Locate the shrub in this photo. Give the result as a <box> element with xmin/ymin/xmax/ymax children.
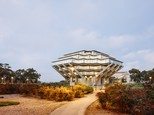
<box><xmin>84</xmin><ymin>85</ymin><xmax>94</xmax><ymax>94</ymax></box>
<box><xmin>72</xmin><ymin>83</ymin><xmax>93</xmax><ymax>98</ymax></box>
<box><xmin>0</xmin><ymin>84</ymin><xmax>21</xmax><ymax>94</ymax></box>
<box><xmin>0</xmin><ymin>101</ymin><xmax>20</xmax><ymax>106</ymax></box>
<box><xmin>73</xmin><ymin>84</ymin><xmax>84</xmax><ymax>98</ymax></box>
<box><xmin>97</xmin><ymin>83</ymin><xmax>154</xmax><ymax>114</ymax></box>
<box><xmin>54</xmin><ymin>87</ymin><xmax>74</xmax><ymax>101</ymax></box>
<box><xmin>74</xmin><ymin>83</ymin><xmax>94</xmax><ymax>94</ymax></box>
<box><xmin>0</xmin><ymin>83</ymin><xmax>93</xmax><ymax>102</ymax></box>
<box><xmin>37</xmin><ymin>86</ymin><xmax>74</xmax><ymax>101</ymax></box>
<box><xmin>19</xmin><ymin>84</ymin><xmax>39</xmax><ymax>96</ymax></box>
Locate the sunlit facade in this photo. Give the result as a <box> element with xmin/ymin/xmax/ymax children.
<box><xmin>52</xmin><ymin>50</ymin><xmax>123</xmax><ymax>87</ymax></box>
<box><xmin>112</xmin><ymin>72</ymin><xmax>130</xmax><ymax>83</ymax></box>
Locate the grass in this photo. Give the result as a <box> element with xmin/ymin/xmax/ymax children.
<box><xmin>0</xmin><ymin>101</ymin><xmax>20</xmax><ymax>106</ymax></box>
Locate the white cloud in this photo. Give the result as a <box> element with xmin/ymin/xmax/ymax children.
<box><xmin>67</xmin><ymin>28</ymin><xmax>137</xmax><ymax>51</ymax></box>
<box><xmin>0</xmin><ymin>1</ymin><xmax>154</xmax><ymax>82</ymax></box>
<box><xmin>104</xmin><ymin>35</ymin><xmax>137</xmax><ymax>50</ymax></box>
<box><xmin>122</xmin><ymin>49</ymin><xmax>154</xmax><ymax>71</ymax></box>
<box><xmin>123</xmin><ymin>49</ymin><xmax>151</xmax><ymax>59</ymax></box>
<box><xmin>144</xmin><ymin>52</ymin><xmax>154</xmax><ymax>66</ymax></box>
<box><xmin>123</xmin><ymin>61</ymin><xmax>140</xmax><ymax>71</ymax></box>
<box><xmin>68</xmin><ymin>28</ymin><xmax>99</xmax><ymax>45</ymax></box>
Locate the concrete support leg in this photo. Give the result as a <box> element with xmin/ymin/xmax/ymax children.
<box><xmin>75</xmin><ymin>76</ymin><xmax>78</xmax><ymax>84</ymax></box>
<box><xmin>81</xmin><ymin>77</ymin><xmax>84</xmax><ymax>83</ymax></box>
<box><xmin>101</xmin><ymin>77</ymin><xmax>105</xmax><ymax>89</ymax></box>
<box><xmin>92</xmin><ymin>76</ymin><xmax>96</xmax><ymax>86</ymax></box>
<box><xmin>70</xmin><ymin>77</ymin><xmax>73</xmax><ymax>86</ymax></box>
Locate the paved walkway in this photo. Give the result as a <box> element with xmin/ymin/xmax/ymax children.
<box><xmin>50</xmin><ymin>92</ymin><xmax>98</xmax><ymax>115</ymax></box>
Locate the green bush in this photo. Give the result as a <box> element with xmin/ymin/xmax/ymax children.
<box><xmin>0</xmin><ymin>101</ymin><xmax>20</xmax><ymax>106</ymax></box>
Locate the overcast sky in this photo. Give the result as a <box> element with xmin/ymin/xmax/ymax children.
<box><xmin>0</xmin><ymin>0</ymin><xmax>154</xmax><ymax>82</ymax></box>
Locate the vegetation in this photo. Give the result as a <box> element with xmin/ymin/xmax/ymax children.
<box><xmin>15</xmin><ymin>68</ymin><xmax>41</xmax><ymax>83</ymax></box>
<box><xmin>0</xmin><ymin>83</ymin><xmax>93</xmax><ymax>101</ymax></box>
<box><xmin>129</xmin><ymin>68</ymin><xmax>154</xmax><ymax>83</ymax></box>
<box><xmin>0</xmin><ymin>63</ymin><xmax>41</xmax><ymax>84</ymax></box>
<box><xmin>97</xmin><ymin>83</ymin><xmax>154</xmax><ymax>114</ymax></box>
<box><xmin>0</xmin><ymin>63</ymin><xmax>14</xmax><ymax>83</ymax></box>
<box><xmin>41</xmin><ymin>80</ymin><xmax>69</xmax><ymax>87</ymax></box>
<box><xmin>0</xmin><ymin>101</ymin><xmax>20</xmax><ymax>106</ymax></box>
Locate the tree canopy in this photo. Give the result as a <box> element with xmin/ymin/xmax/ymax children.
<box><xmin>0</xmin><ymin>63</ymin><xmax>41</xmax><ymax>83</ymax></box>
<box><xmin>129</xmin><ymin>68</ymin><xmax>154</xmax><ymax>83</ymax></box>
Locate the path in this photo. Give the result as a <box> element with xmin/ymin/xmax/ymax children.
<box><xmin>50</xmin><ymin>92</ymin><xmax>98</xmax><ymax>115</ymax></box>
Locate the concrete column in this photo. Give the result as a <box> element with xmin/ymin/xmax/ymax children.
<box><xmin>70</xmin><ymin>77</ymin><xmax>73</xmax><ymax>86</ymax></box>
<box><xmin>75</xmin><ymin>76</ymin><xmax>78</xmax><ymax>83</ymax></box>
<box><xmin>101</xmin><ymin>77</ymin><xmax>105</xmax><ymax>89</ymax></box>
<box><xmin>92</xmin><ymin>76</ymin><xmax>96</xmax><ymax>86</ymax></box>
<box><xmin>81</xmin><ymin>76</ymin><xmax>84</xmax><ymax>83</ymax></box>
<box><xmin>105</xmin><ymin>78</ymin><xmax>109</xmax><ymax>83</ymax></box>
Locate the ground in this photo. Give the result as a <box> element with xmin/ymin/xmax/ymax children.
<box><xmin>0</xmin><ymin>94</ymin><xmax>129</xmax><ymax>115</ymax></box>
<box><xmin>85</xmin><ymin>100</ymin><xmax>129</xmax><ymax>115</ymax></box>
<box><xmin>0</xmin><ymin>94</ymin><xmax>67</xmax><ymax>115</ymax></box>
<box><xmin>50</xmin><ymin>92</ymin><xmax>97</xmax><ymax>115</ymax></box>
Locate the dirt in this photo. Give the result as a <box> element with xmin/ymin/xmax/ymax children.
<box><xmin>85</xmin><ymin>100</ymin><xmax>129</xmax><ymax>115</ymax></box>
<box><xmin>0</xmin><ymin>94</ymin><xmax>67</xmax><ymax>115</ymax></box>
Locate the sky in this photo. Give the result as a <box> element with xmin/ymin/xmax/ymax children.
<box><xmin>0</xmin><ymin>0</ymin><xmax>154</xmax><ymax>82</ymax></box>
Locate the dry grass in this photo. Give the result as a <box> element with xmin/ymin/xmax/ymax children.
<box><xmin>85</xmin><ymin>100</ymin><xmax>129</xmax><ymax>115</ymax></box>
<box><xmin>0</xmin><ymin>94</ymin><xmax>67</xmax><ymax>115</ymax></box>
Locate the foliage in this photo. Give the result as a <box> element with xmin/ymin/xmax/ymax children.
<box><xmin>0</xmin><ymin>84</ymin><xmax>21</xmax><ymax>94</ymax></box>
<box><xmin>0</xmin><ymin>63</ymin><xmax>14</xmax><ymax>83</ymax></box>
<box><xmin>129</xmin><ymin>68</ymin><xmax>154</xmax><ymax>83</ymax></box>
<box><xmin>53</xmin><ymin>87</ymin><xmax>74</xmax><ymax>101</ymax></box>
<box><xmin>73</xmin><ymin>84</ymin><xmax>85</xmax><ymax>98</ymax></box>
<box><xmin>0</xmin><ymin>101</ymin><xmax>20</xmax><ymax>106</ymax></box>
<box><xmin>37</xmin><ymin>86</ymin><xmax>75</xmax><ymax>101</ymax></box>
<box><xmin>41</xmin><ymin>80</ymin><xmax>69</xmax><ymax>87</ymax></box>
<box><xmin>97</xmin><ymin>83</ymin><xmax>154</xmax><ymax>114</ymax></box>
<box><xmin>0</xmin><ymin>63</ymin><xmax>41</xmax><ymax>84</ymax></box>
<box><xmin>0</xmin><ymin>83</ymin><xmax>93</xmax><ymax>102</ymax></box>
<box><xmin>129</xmin><ymin>68</ymin><xmax>141</xmax><ymax>82</ymax></box>
<box><xmin>15</xmin><ymin>68</ymin><xmax>41</xmax><ymax>83</ymax></box>
<box><xmin>76</xmin><ymin>83</ymin><xmax>93</xmax><ymax>93</ymax></box>
<box><xmin>19</xmin><ymin>84</ymin><xmax>40</xmax><ymax>96</ymax></box>
<box><xmin>37</xmin><ymin>83</ymin><xmax>93</xmax><ymax>101</ymax></box>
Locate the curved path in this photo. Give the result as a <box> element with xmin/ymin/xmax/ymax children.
<box><xmin>50</xmin><ymin>92</ymin><xmax>97</xmax><ymax>115</ymax></box>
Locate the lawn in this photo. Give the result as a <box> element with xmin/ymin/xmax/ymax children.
<box><xmin>0</xmin><ymin>101</ymin><xmax>20</xmax><ymax>106</ymax></box>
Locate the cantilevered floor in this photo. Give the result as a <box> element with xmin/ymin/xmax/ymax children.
<box><xmin>52</xmin><ymin>50</ymin><xmax>123</xmax><ymax>86</ymax></box>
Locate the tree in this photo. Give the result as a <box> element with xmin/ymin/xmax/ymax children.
<box><xmin>129</xmin><ymin>68</ymin><xmax>141</xmax><ymax>83</ymax></box>
<box><xmin>0</xmin><ymin>63</ymin><xmax>14</xmax><ymax>83</ymax></box>
<box><xmin>15</xmin><ymin>68</ymin><xmax>41</xmax><ymax>83</ymax></box>
<box><xmin>24</xmin><ymin>68</ymin><xmax>41</xmax><ymax>83</ymax></box>
<box><xmin>14</xmin><ymin>69</ymin><xmax>26</xmax><ymax>83</ymax></box>
<box><xmin>129</xmin><ymin>68</ymin><xmax>154</xmax><ymax>83</ymax></box>
<box><xmin>147</xmin><ymin>69</ymin><xmax>154</xmax><ymax>83</ymax></box>
<box><xmin>0</xmin><ymin>63</ymin><xmax>41</xmax><ymax>84</ymax></box>
<box><xmin>140</xmin><ymin>70</ymin><xmax>148</xmax><ymax>81</ymax></box>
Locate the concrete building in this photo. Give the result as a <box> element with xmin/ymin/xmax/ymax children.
<box><xmin>52</xmin><ymin>50</ymin><xmax>123</xmax><ymax>87</ymax></box>
<box><xmin>112</xmin><ymin>72</ymin><xmax>130</xmax><ymax>83</ymax></box>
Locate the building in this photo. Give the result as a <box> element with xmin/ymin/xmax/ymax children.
<box><xmin>52</xmin><ymin>50</ymin><xmax>123</xmax><ymax>87</ymax></box>
<box><xmin>111</xmin><ymin>72</ymin><xmax>130</xmax><ymax>83</ymax></box>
